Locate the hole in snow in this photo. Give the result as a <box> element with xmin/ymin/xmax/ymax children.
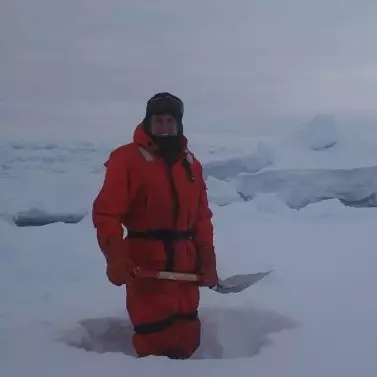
<box><xmin>197</xmin><ymin>307</ymin><xmax>297</xmax><ymax>359</ymax></box>
<box><xmin>13</xmin><ymin>209</ymin><xmax>86</xmax><ymax>227</ymax></box>
<box><xmin>60</xmin><ymin>307</ymin><xmax>297</xmax><ymax>360</ymax></box>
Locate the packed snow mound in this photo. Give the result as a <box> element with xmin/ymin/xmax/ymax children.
<box><xmin>3</xmin><ymin>138</ymin><xmax>377</xmax><ymax>218</ymax></box>
<box><xmin>0</xmin><ymin>165</ymin><xmax>101</xmax><ymax>221</ymax></box>
<box><xmin>203</xmin><ymin>142</ymin><xmax>273</xmax><ymax>180</ymax></box>
<box><xmin>61</xmin><ymin>307</ymin><xmax>296</xmax><ymax>360</ymax></box>
<box><xmin>237</xmin><ymin>166</ymin><xmax>377</xmax><ymax>209</ymax></box>
<box><xmin>206</xmin><ymin>176</ymin><xmax>243</xmax><ymax>206</ymax></box>
<box><xmin>247</xmin><ymin>193</ymin><xmax>291</xmax><ymax>214</ymax></box>
<box><xmin>0</xmin><ymin>140</ymin><xmax>107</xmax><ymax>176</ymax></box>
<box><xmin>303</xmin><ymin>114</ymin><xmax>339</xmax><ymax>151</ymax></box>
<box><xmin>13</xmin><ymin>208</ymin><xmax>86</xmax><ymax>227</ymax></box>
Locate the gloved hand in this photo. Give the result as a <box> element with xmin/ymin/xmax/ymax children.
<box><xmin>102</xmin><ymin>238</ymin><xmax>138</xmax><ymax>286</ymax></box>
<box><xmin>197</xmin><ymin>246</ymin><xmax>218</xmax><ymax>288</ymax></box>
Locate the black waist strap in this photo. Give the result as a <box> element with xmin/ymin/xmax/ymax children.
<box><xmin>127</xmin><ymin>229</ymin><xmax>194</xmax><ymax>240</ymax></box>
<box><xmin>127</xmin><ymin>229</ymin><xmax>195</xmax><ymax>271</ymax></box>
<box><xmin>134</xmin><ymin>311</ymin><xmax>198</xmax><ymax>335</ymax></box>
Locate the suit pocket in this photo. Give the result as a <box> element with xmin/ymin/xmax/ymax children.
<box><xmin>125</xmin><ymin>237</ymin><xmax>166</xmax><ymax>270</ymax></box>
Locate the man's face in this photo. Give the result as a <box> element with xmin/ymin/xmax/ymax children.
<box><xmin>149</xmin><ymin>113</ymin><xmax>178</xmax><ymax>137</ymax></box>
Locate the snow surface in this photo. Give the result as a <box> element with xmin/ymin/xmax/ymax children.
<box><xmin>1</xmin><ymin>137</ymin><xmax>377</xmax><ymax>377</ymax></box>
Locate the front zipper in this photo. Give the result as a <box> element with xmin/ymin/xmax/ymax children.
<box><xmin>162</xmin><ymin>163</ymin><xmax>180</xmax><ymax>272</ymax></box>
<box><xmin>165</xmin><ymin>164</ymin><xmax>180</xmax><ymax>228</ymax></box>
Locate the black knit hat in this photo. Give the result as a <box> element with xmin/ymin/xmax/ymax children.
<box><xmin>144</xmin><ymin>92</ymin><xmax>184</xmax><ymax>135</ymax></box>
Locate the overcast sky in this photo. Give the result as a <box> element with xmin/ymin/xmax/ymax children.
<box><xmin>1</xmin><ymin>0</ymin><xmax>377</xmax><ymax>141</ymax></box>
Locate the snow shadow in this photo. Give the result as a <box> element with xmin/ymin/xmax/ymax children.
<box><xmin>13</xmin><ymin>209</ymin><xmax>86</xmax><ymax>227</ymax></box>
<box><xmin>195</xmin><ymin>307</ymin><xmax>297</xmax><ymax>359</ymax></box>
<box><xmin>202</xmin><ymin>158</ymin><xmax>377</xmax><ymax>209</ymax></box>
<box><xmin>236</xmin><ymin>166</ymin><xmax>377</xmax><ymax>209</ymax></box>
<box><xmin>203</xmin><ymin>143</ymin><xmax>273</xmax><ymax>181</ymax></box>
<box><xmin>61</xmin><ymin>307</ymin><xmax>297</xmax><ymax>360</ymax></box>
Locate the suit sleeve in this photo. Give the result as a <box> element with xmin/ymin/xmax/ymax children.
<box><xmin>194</xmin><ymin>163</ymin><xmax>214</xmax><ymax>249</ymax></box>
<box><xmin>92</xmin><ymin>148</ymin><xmax>140</xmax><ymax>252</ymax></box>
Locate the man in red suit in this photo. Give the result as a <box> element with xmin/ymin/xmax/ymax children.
<box><xmin>92</xmin><ymin>92</ymin><xmax>218</xmax><ymax>359</ymax></box>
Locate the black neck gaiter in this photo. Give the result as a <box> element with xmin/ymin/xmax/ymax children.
<box><xmin>152</xmin><ymin>136</ymin><xmax>183</xmax><ymax>166</ymax></box>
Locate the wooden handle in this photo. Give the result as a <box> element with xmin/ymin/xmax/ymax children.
<box><xmin>156</xmin><ymin>271</ymin><xmax>199</xmax><ymax>282</ymax></box>
<box><xmin>137</xmin><ymin>269</ymin><xmax>199</xmax><ymax>282</ymax></box>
